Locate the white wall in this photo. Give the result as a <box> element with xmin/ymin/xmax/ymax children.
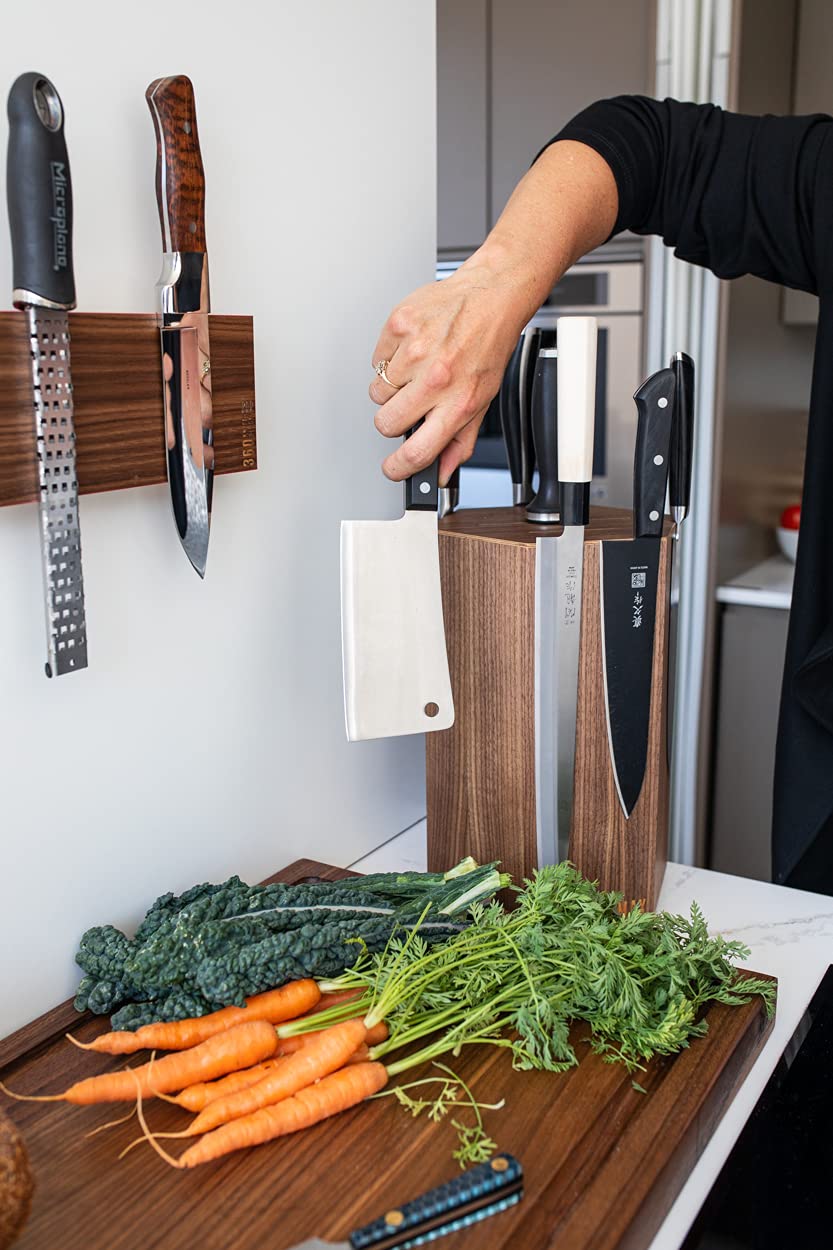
<box><xmin>0</xmin><ymin>1</ymin><xmax>435</xmax><ymax>1037</ymax></box>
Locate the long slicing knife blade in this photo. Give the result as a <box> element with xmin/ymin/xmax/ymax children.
<box><xmin>7</xmin><ymin>73</ymin><xmax>88</xmax><ymax>676</ymax></box>
<box><xmin>535</xmin><ymin>316</ymin><xmax>597</xmax><ymax>865</ymax></box>
<box><xmin>601</xmin><ymin>366</ymin><xmax>675</xmax><ymax>818</ymax></box>
<box><xmin>146</xmin><ymin>75</ymin><xmax>213</xmax><ymax>577</ymax></box>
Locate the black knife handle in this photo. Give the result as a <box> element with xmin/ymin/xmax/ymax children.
<box><xmin>633</xmin><ymin>366</ymin><xmax>675</xmax><ymax>539</ymax></box>
<box><xmin>670</xmin><ymin>351</ymin><xmax>695</xmax><ymax>518</ymax></box>
<box><xmin>145</xmin><ymin>75</ymin><xmax>206</xmax><ymax>253</ymax></box>
<box><xmin>349</xmin><ymin>1154</ymin><xmax>523</xmax><ymax>1249</ymax></box>
<box><xmin>526</xmin><ymin>347</ymin><xmax>559</xmax><ymax>521</ymax></box>
<box><xmin>404</xmin><ymin>423</ymin><xmax>439</xmax><ymax>511</ymax></box>
<box><xmin>7</xmin><ymin>73</ymin><xmax>75</xmax><ymax>310</ymax></box>
<box><xmin>499</xmin><ymin>334</ymin><xmax>525</xmax><ymax>491</ymax></box>
<box><xmin>519</xmin><ymin>325</ymin><xmax>541</xmax><ymax>500</ymax></box>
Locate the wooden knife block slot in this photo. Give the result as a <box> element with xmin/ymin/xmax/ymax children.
<box><xmin>426</xmin><ymin>506</ymin><xmax>673</xmax><ymax>911</ymax></box>
<box><xmin>0</xmin><ymin>310</ymin><xmax>256</xmax><ymax>507</ymax></box>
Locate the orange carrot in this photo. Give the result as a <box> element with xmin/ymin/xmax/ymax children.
<box><xmin>167</xmin><ymin>1021</ymin><xmax>387</xmax><ymax>1112</ymax></box>
<box><xmin>177</xmin><ymin>1061</ymin><xmax>388</xmax><ymax>1168</ymax></box>
<box><xmin>75</xmin><ymin>981</ymin><xmax>320</xmax><ymax>1055</ymax></box>
<box><xmin>0</xmin><ymin>1021</ymin><xmax>278</xmax><ymax>1106</ymax></box>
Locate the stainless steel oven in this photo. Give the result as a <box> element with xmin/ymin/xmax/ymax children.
<box><xmin>438</xmin><ymin>239</ymin><xmax>645</xmax><ymax>509</ymax></box>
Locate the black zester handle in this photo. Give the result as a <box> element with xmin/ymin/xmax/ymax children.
<box><xmin>349</xmin><ymin>1154</ymin><xmax>523</xmax><ymax>1249</ymax></box>
<box><xmin>7</xmin><ymin>72</ymin><xmax>75</xmax><ymax>309</ymax></box>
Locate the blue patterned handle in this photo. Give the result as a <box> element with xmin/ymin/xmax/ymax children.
<box><xmin>349</xmin><ymin>1154</ymin><xmax>523</xmax><ymax>1249</ymax></box>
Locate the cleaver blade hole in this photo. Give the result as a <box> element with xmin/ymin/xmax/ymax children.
<box><xmin>424</xmin><ymin>702</ymin><xmax>440</xmax><ymax>718</ymax></box>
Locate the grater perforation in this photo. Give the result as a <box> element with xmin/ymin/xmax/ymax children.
<box><xmin>28</xmin><ymin>307</ymin><xmax>88</xmax><ymax>676</ymax></box>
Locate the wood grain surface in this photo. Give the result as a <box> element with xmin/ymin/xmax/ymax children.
<box><xmin>0</xmin><ymin>859</ymin><xmax>775</xmax><ymax>1250</ymax></box>
<box><xmin>428</xmin><ymin>507</ymin><xmax>672</xmax><ymax>910</ymax></box>
<box><xmin>0</xmin><ymin>311</ymin><xmax>256</xmax><ymax>508</ymax></box>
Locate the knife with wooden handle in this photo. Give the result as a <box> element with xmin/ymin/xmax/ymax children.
<box><xmin>291</xmin><ymin>1154</ymin><xmax>523</xmax><ymax>1249</ymax></box>
<box><xmin>7</xmin><ymin>72</ymin><xmax>88</xmax><ymax>676</ymax></box>
<box><xmin>146</xmin><ymin>75</ymin><xmax>213</xmax><ymax>578</ymax></box>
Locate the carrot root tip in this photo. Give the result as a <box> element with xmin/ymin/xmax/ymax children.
<box><xmin>64</xmin><ymin>1032</ymin><xmax>97</xmax><ymax>1051</ymax></box>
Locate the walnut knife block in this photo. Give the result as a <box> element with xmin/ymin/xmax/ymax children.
<box><xmin>0</xmin><ymin>311</ymin><xmax>256</xmax><ymax>507</ymax></box>
<box><xmin>426</xmin><ymin>506</ymin><xmax>673</xmax><ymax>912</ymax></box>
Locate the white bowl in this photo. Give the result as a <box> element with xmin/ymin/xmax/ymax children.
<box><xmin>776</xmin><ymin>526</ymin><xmax>798</xmax><ymax>562</ymax></box>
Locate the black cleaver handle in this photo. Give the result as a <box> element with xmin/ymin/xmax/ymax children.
<box><xmin>633</xmin><ymin>367</ymin><xmax>675</xmax><ymax>539</ymax></box>
<box><xmin>526</xmin><ymin>346</ymin><xmax>559</xmax><ymax>522</ymax></box>
<box><xmin>7</xmin><ymin>72</ymin><xmax>75</xmax><ymax>310</ymax></box>
<box><xmin>404</xmin><ymin>422</ymin><xmax>439</xmax><ymax>511</ymax></box>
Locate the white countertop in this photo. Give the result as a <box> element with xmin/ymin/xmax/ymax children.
<box><xmin>716</xmin><ymin>555</ymin><xmax>794</xmax><ymax>610</ymax></box>
<box><xmin>351</xmin><ymin>822</ymin><xmax>833</xmax><ymax>1250</ymax></box>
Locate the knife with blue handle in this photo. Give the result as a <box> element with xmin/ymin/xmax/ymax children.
<box><xmin>600</xmin><ymin>366</ymin><xmax>675</xmax><ymax>819</ymax></box>
<box><xmin>291</xmin><ymin>1154</ymin><xmax>523</xmax><ymax>1249</ymax></box>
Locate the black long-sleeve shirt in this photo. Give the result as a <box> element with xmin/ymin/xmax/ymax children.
<box><xmin>553</xmin><ymin>97</ymin><xmax>833</xmax><ymax>887</ymax></box>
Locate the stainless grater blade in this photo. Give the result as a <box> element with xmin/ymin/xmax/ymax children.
<box><xmin>27</xmin><ymin>307</ymin><xmax>88</xmax><ymax>677</ymax></box>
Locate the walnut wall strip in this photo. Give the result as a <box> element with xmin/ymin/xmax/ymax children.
<box><xmin>0</xmin><ymin>311</ymin><xmax>256</xmax><ymax>507</ymax></box>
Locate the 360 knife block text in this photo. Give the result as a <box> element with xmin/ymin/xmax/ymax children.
<box><xmin>426</xmin><ymin>506</ymin><xmax>673</xmax><ymax>912</ymax></box>
<box><xmin>0</xmin><ymin>310</ymin><xmax>256</xmax><ymax>507</ymax></box>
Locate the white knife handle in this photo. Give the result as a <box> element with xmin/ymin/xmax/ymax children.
<box><xmin>556</xmin><ymin>316</ymin><xmax>597</xmax><ymax>497</ymax></box>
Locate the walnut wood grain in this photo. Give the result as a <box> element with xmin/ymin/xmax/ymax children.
<box><xmin>427</xmin><ymin>507</ymin><xmax>672</xmax><ymax>910</ymax></box>
<box><xmin>0</xmin><ymin>311</ymin><xmax>256</xmax><ymax>508</ymax></box>
<box><xmin>0</xmin><ymin>859</ymin><xmax>775</xmax><ymax>1250</ymax></box>
<box><xmin>145</xmin><ymin>76</ymin><xmax>207</xmax><ymax>253</ymax></box>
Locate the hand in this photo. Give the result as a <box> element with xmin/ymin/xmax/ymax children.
<box><xmin>369</xmin><ymin>259</ymin><xmax>530</xmax><ymax>485</ymax></box>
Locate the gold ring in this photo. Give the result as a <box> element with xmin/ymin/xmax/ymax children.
<box><xmin>375</xmin><ymin>359</ymin><xmax>402</xmax><ymax>390</ymax></box>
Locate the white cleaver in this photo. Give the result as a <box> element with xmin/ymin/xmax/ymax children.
<box><xmin>341</xmin><ymin>453</ymin><xmax>454</xmax><ymax>741</ymax></box>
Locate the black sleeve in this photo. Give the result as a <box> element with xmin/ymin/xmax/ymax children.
<box><xmin>549</xmin><ymin>96</ymin><xmax>833</xmax><ymax>296</ymax></box>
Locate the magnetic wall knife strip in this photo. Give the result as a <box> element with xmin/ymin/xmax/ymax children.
<box><xmin>0</xmin><ymin>310</ymin><xmax>256</xmax><ymax>507</ymax></box>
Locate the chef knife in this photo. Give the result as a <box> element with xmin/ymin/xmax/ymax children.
<box><xmin>526</xmin><ymin>334</ymin><xmax>558</xmax><ymax>523</ymax></box>
<box><xmin>341</xmin><ymin>439</ymin><xmax>454</xmax><ymax>740</ymax></box>
<box><xmin>146</xmin><ymin>75</ymin><xmax>213</xmax><ymax>578</ymax></box>
<box><xmin>290</xmin><ymin>1153</ymin><xmax>523</xmax><ymax>1250</ymax></box>
<box><xmin>7</xmin><ymin>72</ymin><xmax>88</xmax><ymax>677</ymax></box>
<box><xmin>499</xmin><ymin>326</ymin><xmax>539</xmax><ymax>505</ymax></box>
<box><xmin>535</xmin><ymin>316</ymin><xmax>597</xmax><ymax>864</ymax></box>
<box><xmin>666</xmin><ymin>351</ymin><xmax>695</xmax><ymax>768</ymax></box>
<box><xmin>600</xmin><ymin>366</ymin><xmax>676</xmax><ymax>819</ymax></box>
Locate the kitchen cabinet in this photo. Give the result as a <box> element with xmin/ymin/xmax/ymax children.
<box><xmin>709</xmin><ymin>560</ymin><xmax>794</xmax><ymax>881</ymax></box>
<box><xmin>437</xmin><ymin>0</ymin><xmax>654</xmax><ymax>252</ymax></box>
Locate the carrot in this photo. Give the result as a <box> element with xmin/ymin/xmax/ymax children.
<box><xmin>177</xmin><ymin>1061</ymin><xmax>388</xmax><ymax>1168</ymax></box>
<box><xmin>73</xmin><ymin>981</ymin><xmax>320</xmax><ymax>1055</ymax></box>
<box><xmin>186</xmin><ymin>1018</ymin><xmax>367</xmax><ymax>1136</ymax></box>
<box><xmin>0</xmin><ymin>1021</ymin><xmax>278</xmax><ymax>1106</ymax></box>
<box><xmin>167</xmin><ymin>1021</ymin><xmax>387</xmax><ymax>1112</ymax></box>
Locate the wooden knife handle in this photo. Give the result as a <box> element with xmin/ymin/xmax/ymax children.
<box><xmin>145</xmin><ymin>75</ymin><xmax>206</xmax><ymax>253</ymax></box>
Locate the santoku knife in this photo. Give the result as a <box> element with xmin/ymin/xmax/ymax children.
<box><xmin>146</xmin><ymin>75</ymin><xmax>213</xmax><ymax>577</ymax></box>
<box><xmin>290</xmin><ymin>1154</ymin><xmax>523</xmax><ymax>1249</ymax></box>
<box><xmin>7</xmin><ymin>72</ymin><xmax>88</xmax><ymax>676</ymax></box>
<box><xmin>600</xmin><ymin>366</ymin><xmax>676</xmax><ymax>818</ymax></box>
<box><xmin>341</xmin><ymin>440</ymin><xmax>454</xmax><ymax>741</ymax></box>
<box><xmin>535</xmin><ymin>316</ymin><xmax>597</xmax><ymax>864</ymax></box>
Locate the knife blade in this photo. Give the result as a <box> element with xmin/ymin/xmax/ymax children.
<box><xmin>145</xmin><ymin>75</ymin><xmax>213</xmax><ymax>578</ymax></box>
<box><xmin>7</xmin><ymin>72</ymin><xmax>88</xmax><ymax>677</ymax></box>
<box><xmin>600</xmin><ymin>366</ymin><xmax>675</xmax><ymax>819</ymax></box>
<box><xmin>290</xmin><ymin>1153</ymin><xmax>523</xmax><ymax>1250</ymax></box>
<box><xmin>499</xmin><ymin>326</ymin><xmax>539</xmax><ymax>505</ymax></box>
<box><xmin>535</xmin><ymin>316</ymin><xmax>597</xmax><ymax>864</ymax></box>
<box><xmin>526</xmin><ymin>336</ymin><xmax>558</xmax><ymax>523</ymax></box>
<box><xmin>341</xmin><ymin>442</ymin><xmax>454</xmax><ymax>741</ymax></box>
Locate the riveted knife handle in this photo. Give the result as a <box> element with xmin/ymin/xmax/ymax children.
<box><xmin>499</xmin><ymin>333</ymin><xmax>525</xmax><ymax>492</ymax></box>
<box><xmin>557</xmin><ymin>316</ymin><xmax>597</xmax><ymax>526</ymax></box>
<box><xmin>7</xmin><ymin>72</ymin><xmax>75</xmax><ymax>309</ymax></box>
<box><xmin>633</xmin><ymin>366</ymin><xmax>675</xmax><ymax>539</ymax></box>
<box><xmin>526</xmin><ymin>347</ymin><xmax>559</xmax><ymax>521</ymax></box>
<box><xmin>145</xmin><ymin>75</ymin><xmax>206</xmax><ymax>253</ymax></box>
<box><xmin>349</xmin><ymin>1154</ymin><xmax>523</xmax><ymax>1249</ymax></box>
<box><xmin>670</xmin><ymin>351</ymin><xmax>695</xmax><ymax>518</ymax></box>
<box><xmin>404</xmin><ymin>423</ymin><xmax>439</xmax><ymax>511</ymax></box>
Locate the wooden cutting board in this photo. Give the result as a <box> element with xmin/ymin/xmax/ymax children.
<box><xmin>0</xmin><ymin>859</ymin><xmax>775</xmax><ymax>1250</ymax></box>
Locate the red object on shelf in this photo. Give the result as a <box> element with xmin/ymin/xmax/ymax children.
<box><xmin>780</xmin><ymin>505</ymin><xmax>801</xmax><ymax>531</ymax></box>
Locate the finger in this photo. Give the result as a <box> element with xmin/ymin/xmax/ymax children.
<box><xmin>438</xmin><ymin>418</ymin><xmax>482</xmax><ymax>485</ymax></box>
<box><xmin>371</xmin><ymin>300</ymin><xmax>417</xmax><ymax>371</ymax></box>
<box><xmin>381</xmin><ymin>402</ymin><xmax>475</xmax><ymax>482</ymax></box>
<box><xmin>373</xmin><ymin>352</ymin><xmax>457</xmax><ymax>440</ymax></box>
<box><xmin>368</xmin><ymin>348</ymin><xmax>407</xmax><ymax>406</ymax></box>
